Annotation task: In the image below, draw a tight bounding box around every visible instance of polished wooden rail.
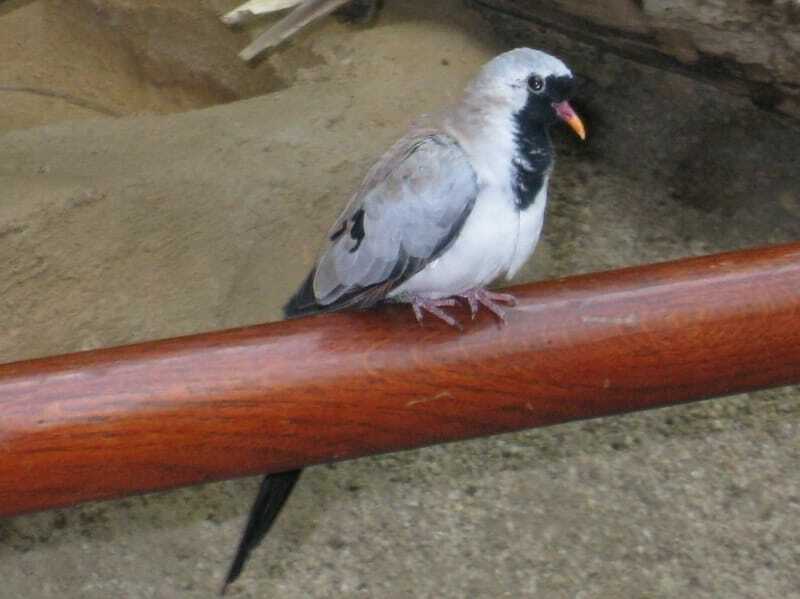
[2,243,800,517]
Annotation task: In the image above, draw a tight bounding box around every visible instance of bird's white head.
[462,48,586,141]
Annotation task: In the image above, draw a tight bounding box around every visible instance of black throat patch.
[509,73,574,211]
[511,104,553,211]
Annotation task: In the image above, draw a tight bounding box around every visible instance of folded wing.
[285,131,478,316]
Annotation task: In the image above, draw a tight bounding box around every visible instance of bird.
[221,47,585,593]
[221,0,383,61]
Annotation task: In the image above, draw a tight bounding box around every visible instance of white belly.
[506,185,547,279]
[389,185,547,300]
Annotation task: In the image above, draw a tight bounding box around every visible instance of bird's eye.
[527,75,544,92]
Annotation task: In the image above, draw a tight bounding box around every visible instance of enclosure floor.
[2,1,800,598]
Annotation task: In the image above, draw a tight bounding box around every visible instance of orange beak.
[553,101,586,141]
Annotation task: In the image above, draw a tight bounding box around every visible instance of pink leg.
[458,288,517,324]
[410,297,462,330]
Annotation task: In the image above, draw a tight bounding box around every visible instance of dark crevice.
[468,0,798,122]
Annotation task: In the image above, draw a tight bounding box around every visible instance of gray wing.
[311,131,478,308]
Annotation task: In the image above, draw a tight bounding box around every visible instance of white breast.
[389,183,547,300]
[389,107,549,301]
[506,179,548,279]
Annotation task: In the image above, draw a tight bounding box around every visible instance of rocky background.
[474,0,800,214]
[475,0,800,117]
[1,0,799,597]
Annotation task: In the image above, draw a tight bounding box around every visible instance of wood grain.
[2,243,800,517]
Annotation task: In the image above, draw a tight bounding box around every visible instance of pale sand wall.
[1,1,800,597]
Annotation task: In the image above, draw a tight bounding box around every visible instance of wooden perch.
[2,242,800,518]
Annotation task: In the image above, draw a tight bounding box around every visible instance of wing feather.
[310,131,478,309]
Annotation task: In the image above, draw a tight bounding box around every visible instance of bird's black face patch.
[518,74,576,127]
[510,74,575,210]
[545,75,576,105]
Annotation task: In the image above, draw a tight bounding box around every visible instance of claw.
[465,294,479,319]
[410,297,461,330]
[457,288,517,325]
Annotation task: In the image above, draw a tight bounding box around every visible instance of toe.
[411,303,424,324]
[430,307,461,330]
[496,293,517,306]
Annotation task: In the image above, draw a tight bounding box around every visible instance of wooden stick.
[2,243,800,518]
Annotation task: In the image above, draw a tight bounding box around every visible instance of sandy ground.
[2,0,800,597]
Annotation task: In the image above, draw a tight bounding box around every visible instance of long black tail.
[220,273,322,593]
[221,470,302,594]
[221,266,378,592]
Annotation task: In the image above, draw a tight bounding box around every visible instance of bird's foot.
[458,288,517,324]
[335,0,383,24]
[410,297,462,330]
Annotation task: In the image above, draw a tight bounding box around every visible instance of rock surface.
[1,1,800,598]
[472,0,800,119]
[474,0,800,214]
